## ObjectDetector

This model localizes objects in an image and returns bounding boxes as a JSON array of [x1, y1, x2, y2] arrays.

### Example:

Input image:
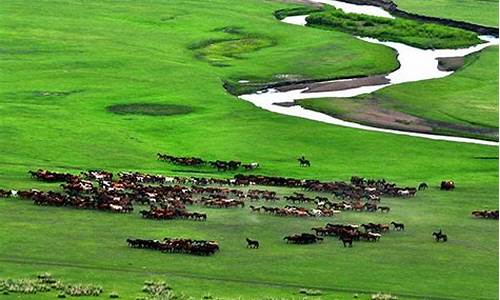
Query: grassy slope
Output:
[[394, 0, 499, 27], [0, 0, 498, 299], [299, 46, 499, 139], [376, 46, 499, 128]]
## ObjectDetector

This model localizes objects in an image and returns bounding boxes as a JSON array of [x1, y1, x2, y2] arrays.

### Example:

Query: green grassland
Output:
[[305, 8, 482, 49], [0, 183, 498, 300], [299, 46, 499, 140], [0, 0, 498, 299], [394, 0, 499, 27]]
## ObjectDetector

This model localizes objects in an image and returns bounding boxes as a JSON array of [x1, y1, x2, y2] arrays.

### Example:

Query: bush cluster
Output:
[[0, 273, 102, 297]]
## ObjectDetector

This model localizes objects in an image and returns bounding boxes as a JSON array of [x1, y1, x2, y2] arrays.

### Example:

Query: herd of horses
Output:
[[250, 204, 340, 217], [284, 233, 323, 244], [471, 210, 498, 219], [139, 207, 207, 221], [307, 222, 404, 247], [126, 238, 219, 256], [157, 153, 314, 170], [157, 153, 259, 171], [0, 167, 495, 255]]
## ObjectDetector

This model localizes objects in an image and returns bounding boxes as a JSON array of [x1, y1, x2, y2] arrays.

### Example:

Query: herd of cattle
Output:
[[157, 153, 259, 171], [126, 238, 219, 256], [0, 168, 495, 254]]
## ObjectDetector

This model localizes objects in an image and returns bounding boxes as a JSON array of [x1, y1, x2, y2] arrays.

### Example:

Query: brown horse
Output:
[[440, 181, 455, 191], [391, 221, 405, 231]]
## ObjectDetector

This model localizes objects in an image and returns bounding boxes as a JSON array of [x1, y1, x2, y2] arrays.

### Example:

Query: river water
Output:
[[239, 0, 498, 146]]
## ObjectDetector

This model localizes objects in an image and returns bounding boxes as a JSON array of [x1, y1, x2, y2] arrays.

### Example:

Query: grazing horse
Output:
[[378, 206, 390, 213], [246, 238, 259, 249], [339, 236, 353, 247], [391, 221, 405, 231], [243, 163, 259, 170], [297, 156, 310, 167], [249, 205, 261, 212], [418, 182, 428, 190], [440, 181, 455, 191], [432, 230, 448, 242]]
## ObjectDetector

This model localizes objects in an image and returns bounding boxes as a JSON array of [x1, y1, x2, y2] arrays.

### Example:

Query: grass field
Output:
[[0, 0, 498, 299], [299, 46, 499, 140], [394, 0, 499, 27], [1, 182, 498, 300]]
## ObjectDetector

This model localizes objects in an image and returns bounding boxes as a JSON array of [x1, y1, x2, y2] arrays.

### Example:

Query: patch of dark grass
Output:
[[106, 103, 193, 116], [189, 27, 276, 66], [213, 26, 244, 34], [306, 8, 482, 49]]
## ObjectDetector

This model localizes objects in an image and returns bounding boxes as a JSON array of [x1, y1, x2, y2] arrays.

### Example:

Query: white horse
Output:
[[109, 204, 123, 212]]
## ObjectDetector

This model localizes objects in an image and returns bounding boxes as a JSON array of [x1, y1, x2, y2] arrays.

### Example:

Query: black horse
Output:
[[378, 206, 390, 213], [297, 156, 310, 167], [432, 230, 448, 242], [391, 221, 405, 231], [418, 182, 428, 190], [339, 236, 353, 247], [246, 238, 259, 249]]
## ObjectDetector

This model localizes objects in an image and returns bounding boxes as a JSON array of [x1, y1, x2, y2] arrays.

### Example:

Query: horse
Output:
[[243, 163, 259, 170], [418, 182, 428, 190], [339, 236, 353, 247], [391, 221, 405, 231], [432, 230, 448, 242], [378, 206, 390, 213], [297, 156, 310, 167], [311, 227, 327, 236], [440, 181, 455, 191], [246, 238, 259, 249], [283, 235, 300, 244], [367, 232, 381, 241], [249, 205, 261, 212]]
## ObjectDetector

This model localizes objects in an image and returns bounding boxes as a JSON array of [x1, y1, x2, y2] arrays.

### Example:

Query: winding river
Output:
[[239, 0, 499, 146]]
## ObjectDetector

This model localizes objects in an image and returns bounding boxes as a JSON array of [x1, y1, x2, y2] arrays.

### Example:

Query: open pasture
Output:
[[0, 169, 498, 299], [0, 0, 498, 299]]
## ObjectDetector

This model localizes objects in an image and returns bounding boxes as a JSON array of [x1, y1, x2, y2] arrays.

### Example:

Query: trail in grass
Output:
[[239, 1, 498, 146]]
